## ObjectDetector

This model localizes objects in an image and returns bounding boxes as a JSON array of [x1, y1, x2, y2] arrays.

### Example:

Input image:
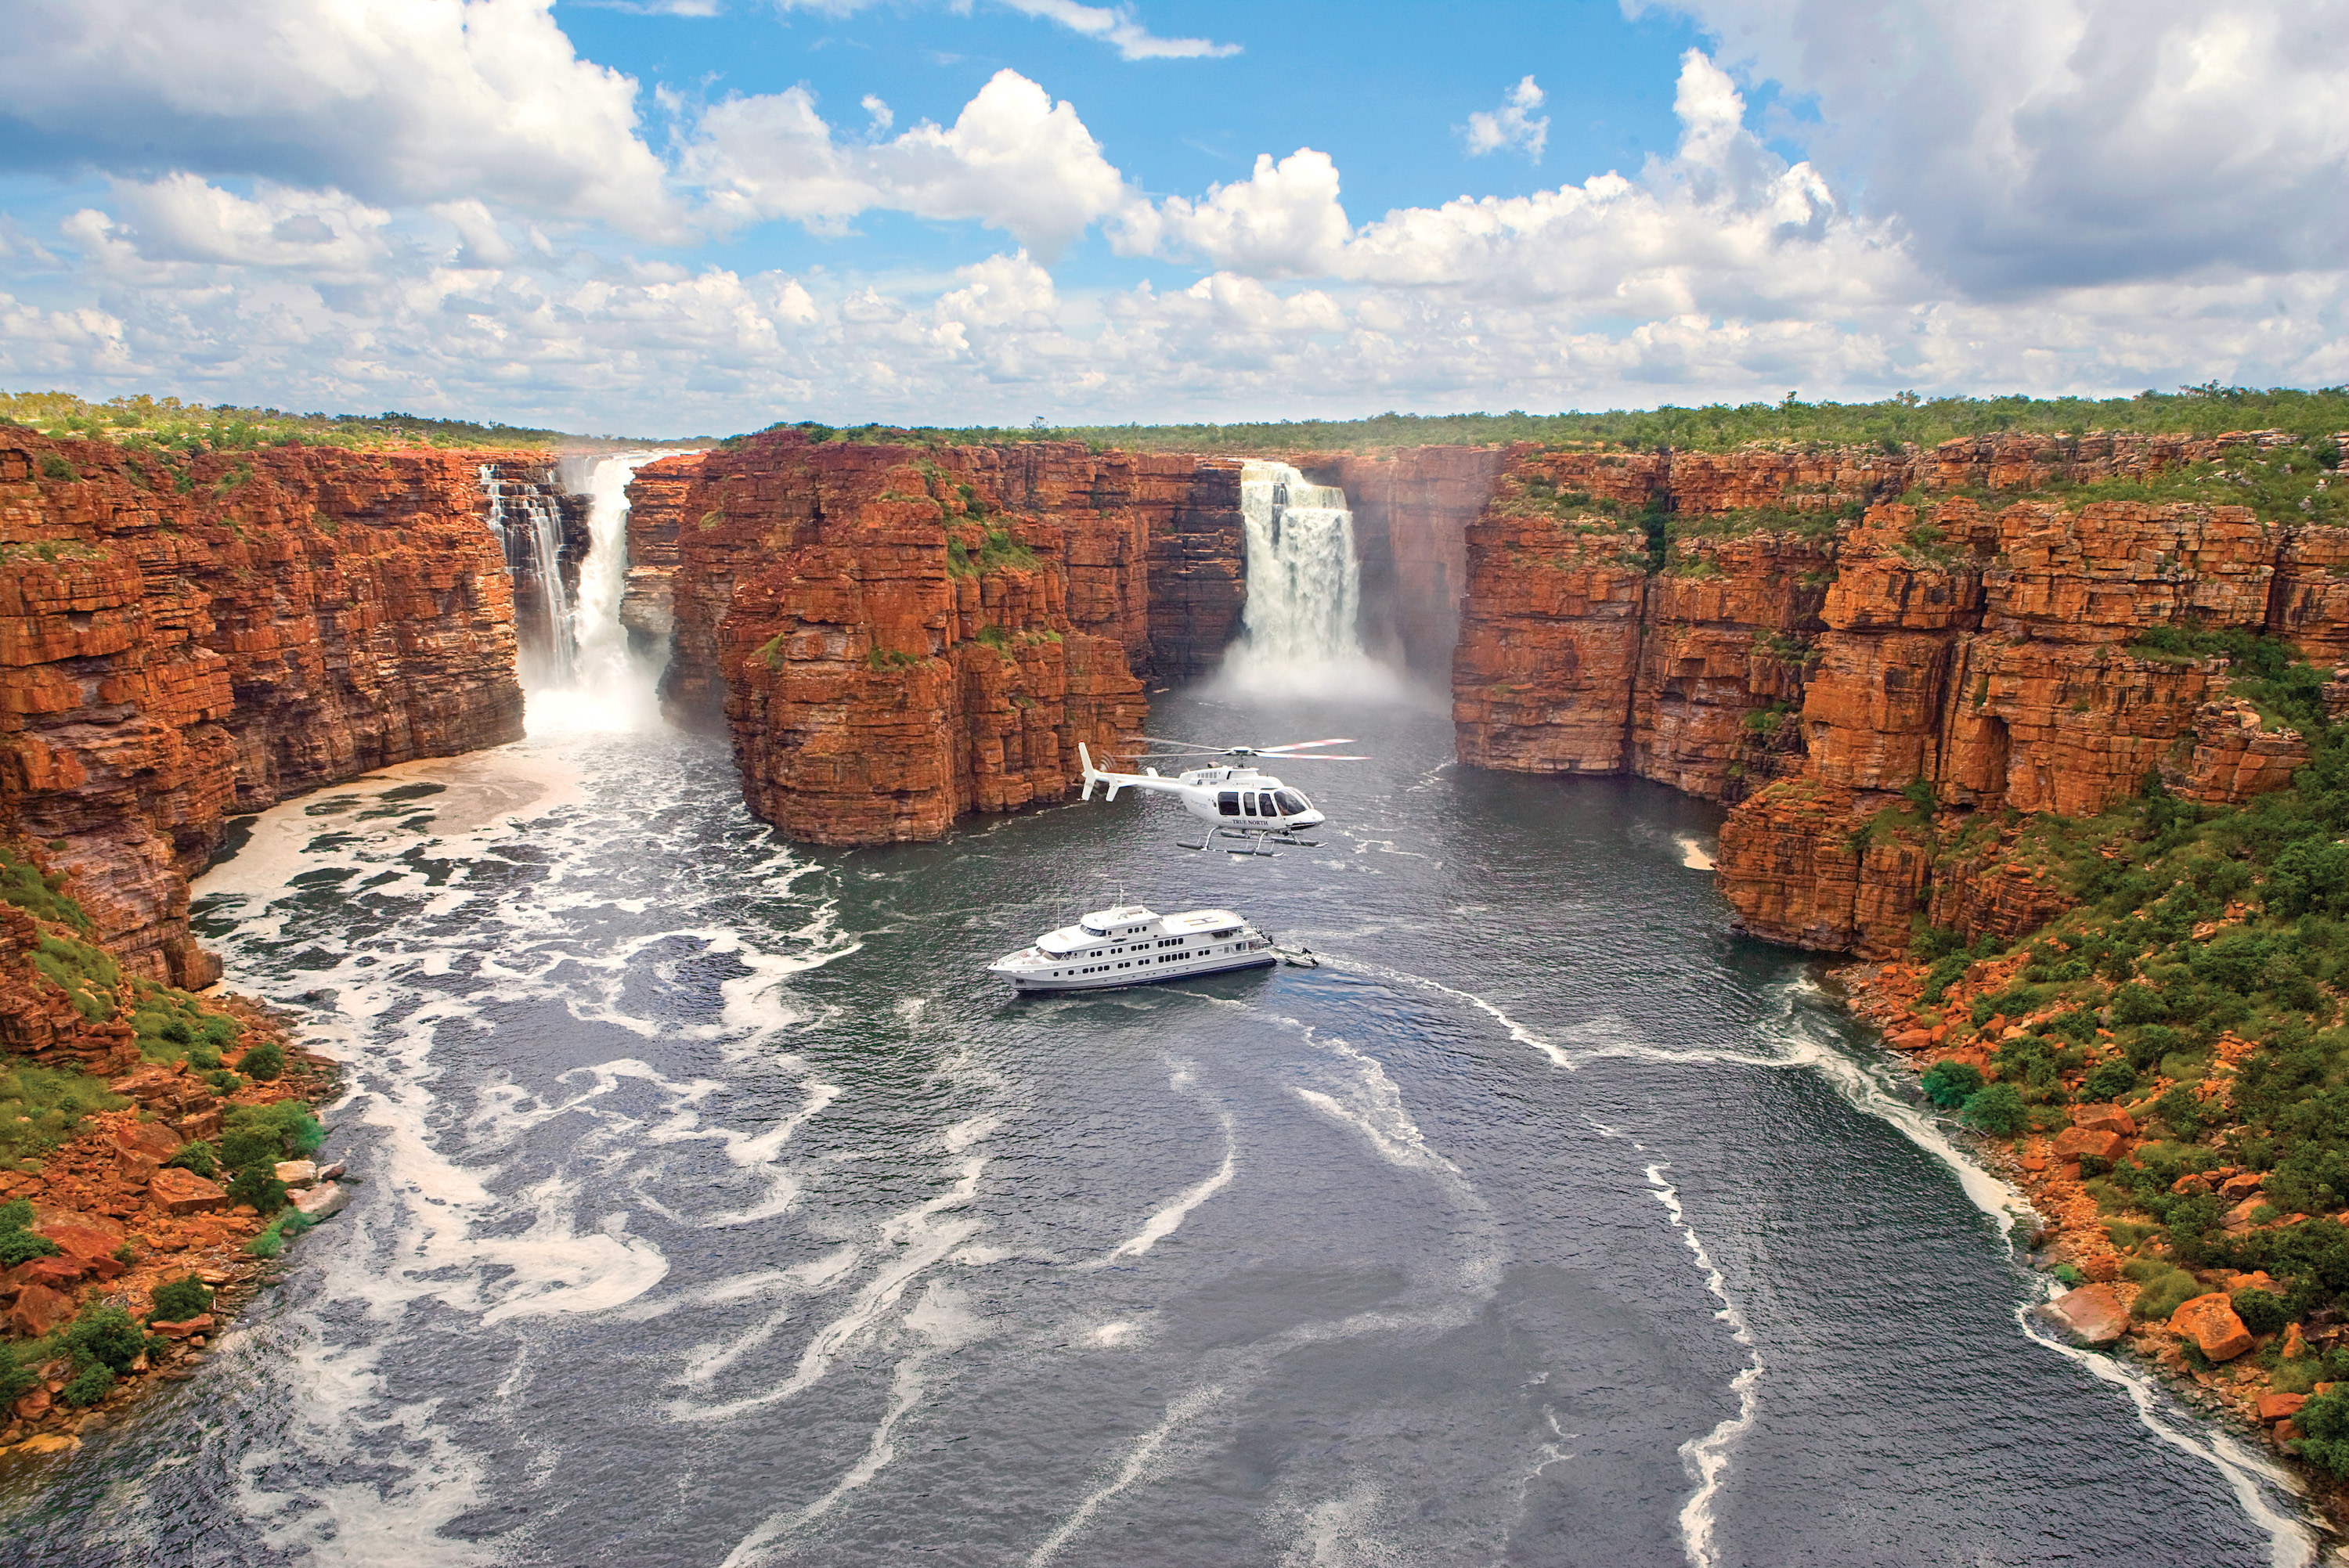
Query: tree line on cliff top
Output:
[[835, 384, 2349, 456], [12, 384, 2349, 459]]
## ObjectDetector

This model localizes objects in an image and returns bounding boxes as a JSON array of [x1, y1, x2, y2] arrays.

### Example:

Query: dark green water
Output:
[[0, 687, 2317, 1567]]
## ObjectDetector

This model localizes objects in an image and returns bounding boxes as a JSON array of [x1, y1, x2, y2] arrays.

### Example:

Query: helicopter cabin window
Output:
[[1256, 793, 1276, 816], [1241, 795, 1257, 816], [1218, 791, 1239, 816], [1276, 791, 1306, 816]]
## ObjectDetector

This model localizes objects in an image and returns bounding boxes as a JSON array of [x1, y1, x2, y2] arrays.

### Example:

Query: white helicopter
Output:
[[1077, 736, 1367, 854]]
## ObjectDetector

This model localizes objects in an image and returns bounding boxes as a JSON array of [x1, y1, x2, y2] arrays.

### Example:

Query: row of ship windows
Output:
[[1058, 939, 1263, 977]]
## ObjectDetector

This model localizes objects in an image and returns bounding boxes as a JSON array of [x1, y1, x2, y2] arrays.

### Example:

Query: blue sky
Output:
[[0, 0, 2343, 434]]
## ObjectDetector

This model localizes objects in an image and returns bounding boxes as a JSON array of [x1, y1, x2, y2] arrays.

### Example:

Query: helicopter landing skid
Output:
[[1175, 827, 1320, 855]]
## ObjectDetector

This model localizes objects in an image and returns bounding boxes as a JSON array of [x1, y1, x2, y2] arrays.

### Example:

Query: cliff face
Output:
[[0, 431, 529, 982], [1451, 447, 1828, 797], [1451, 431, 2349, 958], [659, 431, 1200, 844], [620, 452, 698, 655], [1322, 447, 1510, 676]]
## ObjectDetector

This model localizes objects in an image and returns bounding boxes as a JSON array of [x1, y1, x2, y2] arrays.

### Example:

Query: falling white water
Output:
[[1220, 461, 1409, 701], [527, 452, 683, 734], [1236, 462, 1359, 663], [482, 463, 578, 688]]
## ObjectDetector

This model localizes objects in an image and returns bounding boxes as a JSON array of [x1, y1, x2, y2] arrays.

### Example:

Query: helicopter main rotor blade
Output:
[[1254, 753, 1369, 762], [1257, 738, 1359, 752]]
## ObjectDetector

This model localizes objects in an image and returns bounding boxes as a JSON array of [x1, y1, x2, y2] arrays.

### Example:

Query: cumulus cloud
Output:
[[683, 69, 1131, 258], [1634, 0, 2349, 292], [1463, 76, 1550, 160], [1113, 150, 1351, 277], [1121, 52, 1903, 323], [0, 0, 680, 238]]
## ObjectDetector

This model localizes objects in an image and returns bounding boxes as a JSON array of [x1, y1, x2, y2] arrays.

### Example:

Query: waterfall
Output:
[[1216, 460, 1378, 698], [525, 452, 679, 734], [482, 463, 578, 688]]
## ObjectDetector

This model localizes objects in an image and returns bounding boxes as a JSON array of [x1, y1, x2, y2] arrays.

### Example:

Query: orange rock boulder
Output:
[[2169, 1293, 2254, 1361]]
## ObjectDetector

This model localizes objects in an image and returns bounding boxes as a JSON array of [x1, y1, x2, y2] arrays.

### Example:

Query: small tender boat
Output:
[[987, 903, 1279, 992]]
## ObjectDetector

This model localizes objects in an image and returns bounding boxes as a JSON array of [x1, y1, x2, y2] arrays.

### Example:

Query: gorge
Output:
[[2, 410, 2347, 1565]]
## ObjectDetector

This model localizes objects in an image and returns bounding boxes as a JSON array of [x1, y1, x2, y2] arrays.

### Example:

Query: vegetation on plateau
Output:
[[0, 390, 696, 454], [758, 384, 2349, 457]]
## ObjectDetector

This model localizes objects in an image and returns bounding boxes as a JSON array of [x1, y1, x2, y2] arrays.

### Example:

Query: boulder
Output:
[[2047, 1283, 2130, 1346], [4, 1284, 74, 1339], [2170, 1293, 2255, 1361], [147, 1168, 226, 1216], [2224, 1197, 2268, 1234], [9, 1257, 85, 1291], [273, 1160, 318, 1190], [34, 1220, 121, 1263], [2072, 1104, 2138, 1137], [2258, 1392, 2309, 1423], [2284, 1324, 2311, 1361], [1890, 1029, 1931, 1051], [147, 1314, 212, 1341], [2170, 1173, 2214, 1196], [2220, 1172, 2266, 1202], [2052, 1126, 2127, 1163], [11, 1390, 49, 1422], [290, 1181, 348, 1220]]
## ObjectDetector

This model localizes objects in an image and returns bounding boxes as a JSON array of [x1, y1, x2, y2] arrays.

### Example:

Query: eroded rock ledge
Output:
[[0, 430, 534, 983], [1447, 431, 2349, 957]]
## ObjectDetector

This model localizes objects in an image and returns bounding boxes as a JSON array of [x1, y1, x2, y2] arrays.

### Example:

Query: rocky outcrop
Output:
[[620, 452, 698, 654], [0, 430, 529, 982], [1451, 447, 1828, 795], [659, 431, 1169, 844], [1447, 431, 2349, 958]]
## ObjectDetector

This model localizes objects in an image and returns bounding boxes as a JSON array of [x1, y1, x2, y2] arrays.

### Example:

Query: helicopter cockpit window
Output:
[[1218, 791, 1239, 816], [1275, 791, 1307, 816]]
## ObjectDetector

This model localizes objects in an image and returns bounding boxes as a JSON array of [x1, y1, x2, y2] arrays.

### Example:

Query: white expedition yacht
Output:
[[987, 904, 1279, 992]]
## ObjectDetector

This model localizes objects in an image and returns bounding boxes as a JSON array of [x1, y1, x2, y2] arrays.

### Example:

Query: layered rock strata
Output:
[[619, 452, 702, 655], [1450, 432, 2349, 958], [0, 431, 529, 982], [659, 431, 1195, 844]]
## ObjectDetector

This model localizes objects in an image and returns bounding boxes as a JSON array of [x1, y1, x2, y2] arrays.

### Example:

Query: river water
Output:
[[0, 669, 2323, 1566]]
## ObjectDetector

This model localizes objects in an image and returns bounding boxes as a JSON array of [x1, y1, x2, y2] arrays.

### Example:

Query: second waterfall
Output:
[[1226, 460, 1362, 685]]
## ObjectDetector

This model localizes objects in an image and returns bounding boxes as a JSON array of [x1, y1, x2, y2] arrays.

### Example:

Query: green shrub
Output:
[[2111, 982, 2170, 1026], [164, 1141, 218, 1179], [245, 1207, 317, 1259], [218, 1101, 322, 1176], [1963, 1083, 2030, 1135], [2130, 1265, 2203, 1321], [2232, 1287, 2290, 1336], [2121, 1025, 2185, 1072], [1921, 1060, 1985, 1108], [2152, 1083, 2214, 1138], [238, 1040, 285, 1082], [64, 1303, 146, 1375], [2083, 1062, 2139, 1101], [2293, 1388, 2349, 1477], [226, 1166, 287, 1214], [2052, 1262, 2086, 1287], [148, 1274, 214, 1322], [60, 1364, 113, 1408], [0, 1199, 60, 1266], [0, 1343, 34, 1404]]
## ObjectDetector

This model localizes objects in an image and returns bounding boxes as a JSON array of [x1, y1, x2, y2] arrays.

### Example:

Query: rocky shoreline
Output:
[[1832, 955, 2349, 1536], [0, 997, 345, 1461]]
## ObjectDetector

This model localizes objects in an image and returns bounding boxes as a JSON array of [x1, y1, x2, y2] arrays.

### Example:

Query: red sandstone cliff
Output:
[[658, 431, 1204, 844], [1450, 431, 2349, 957], [0, 431, 529, 982]]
